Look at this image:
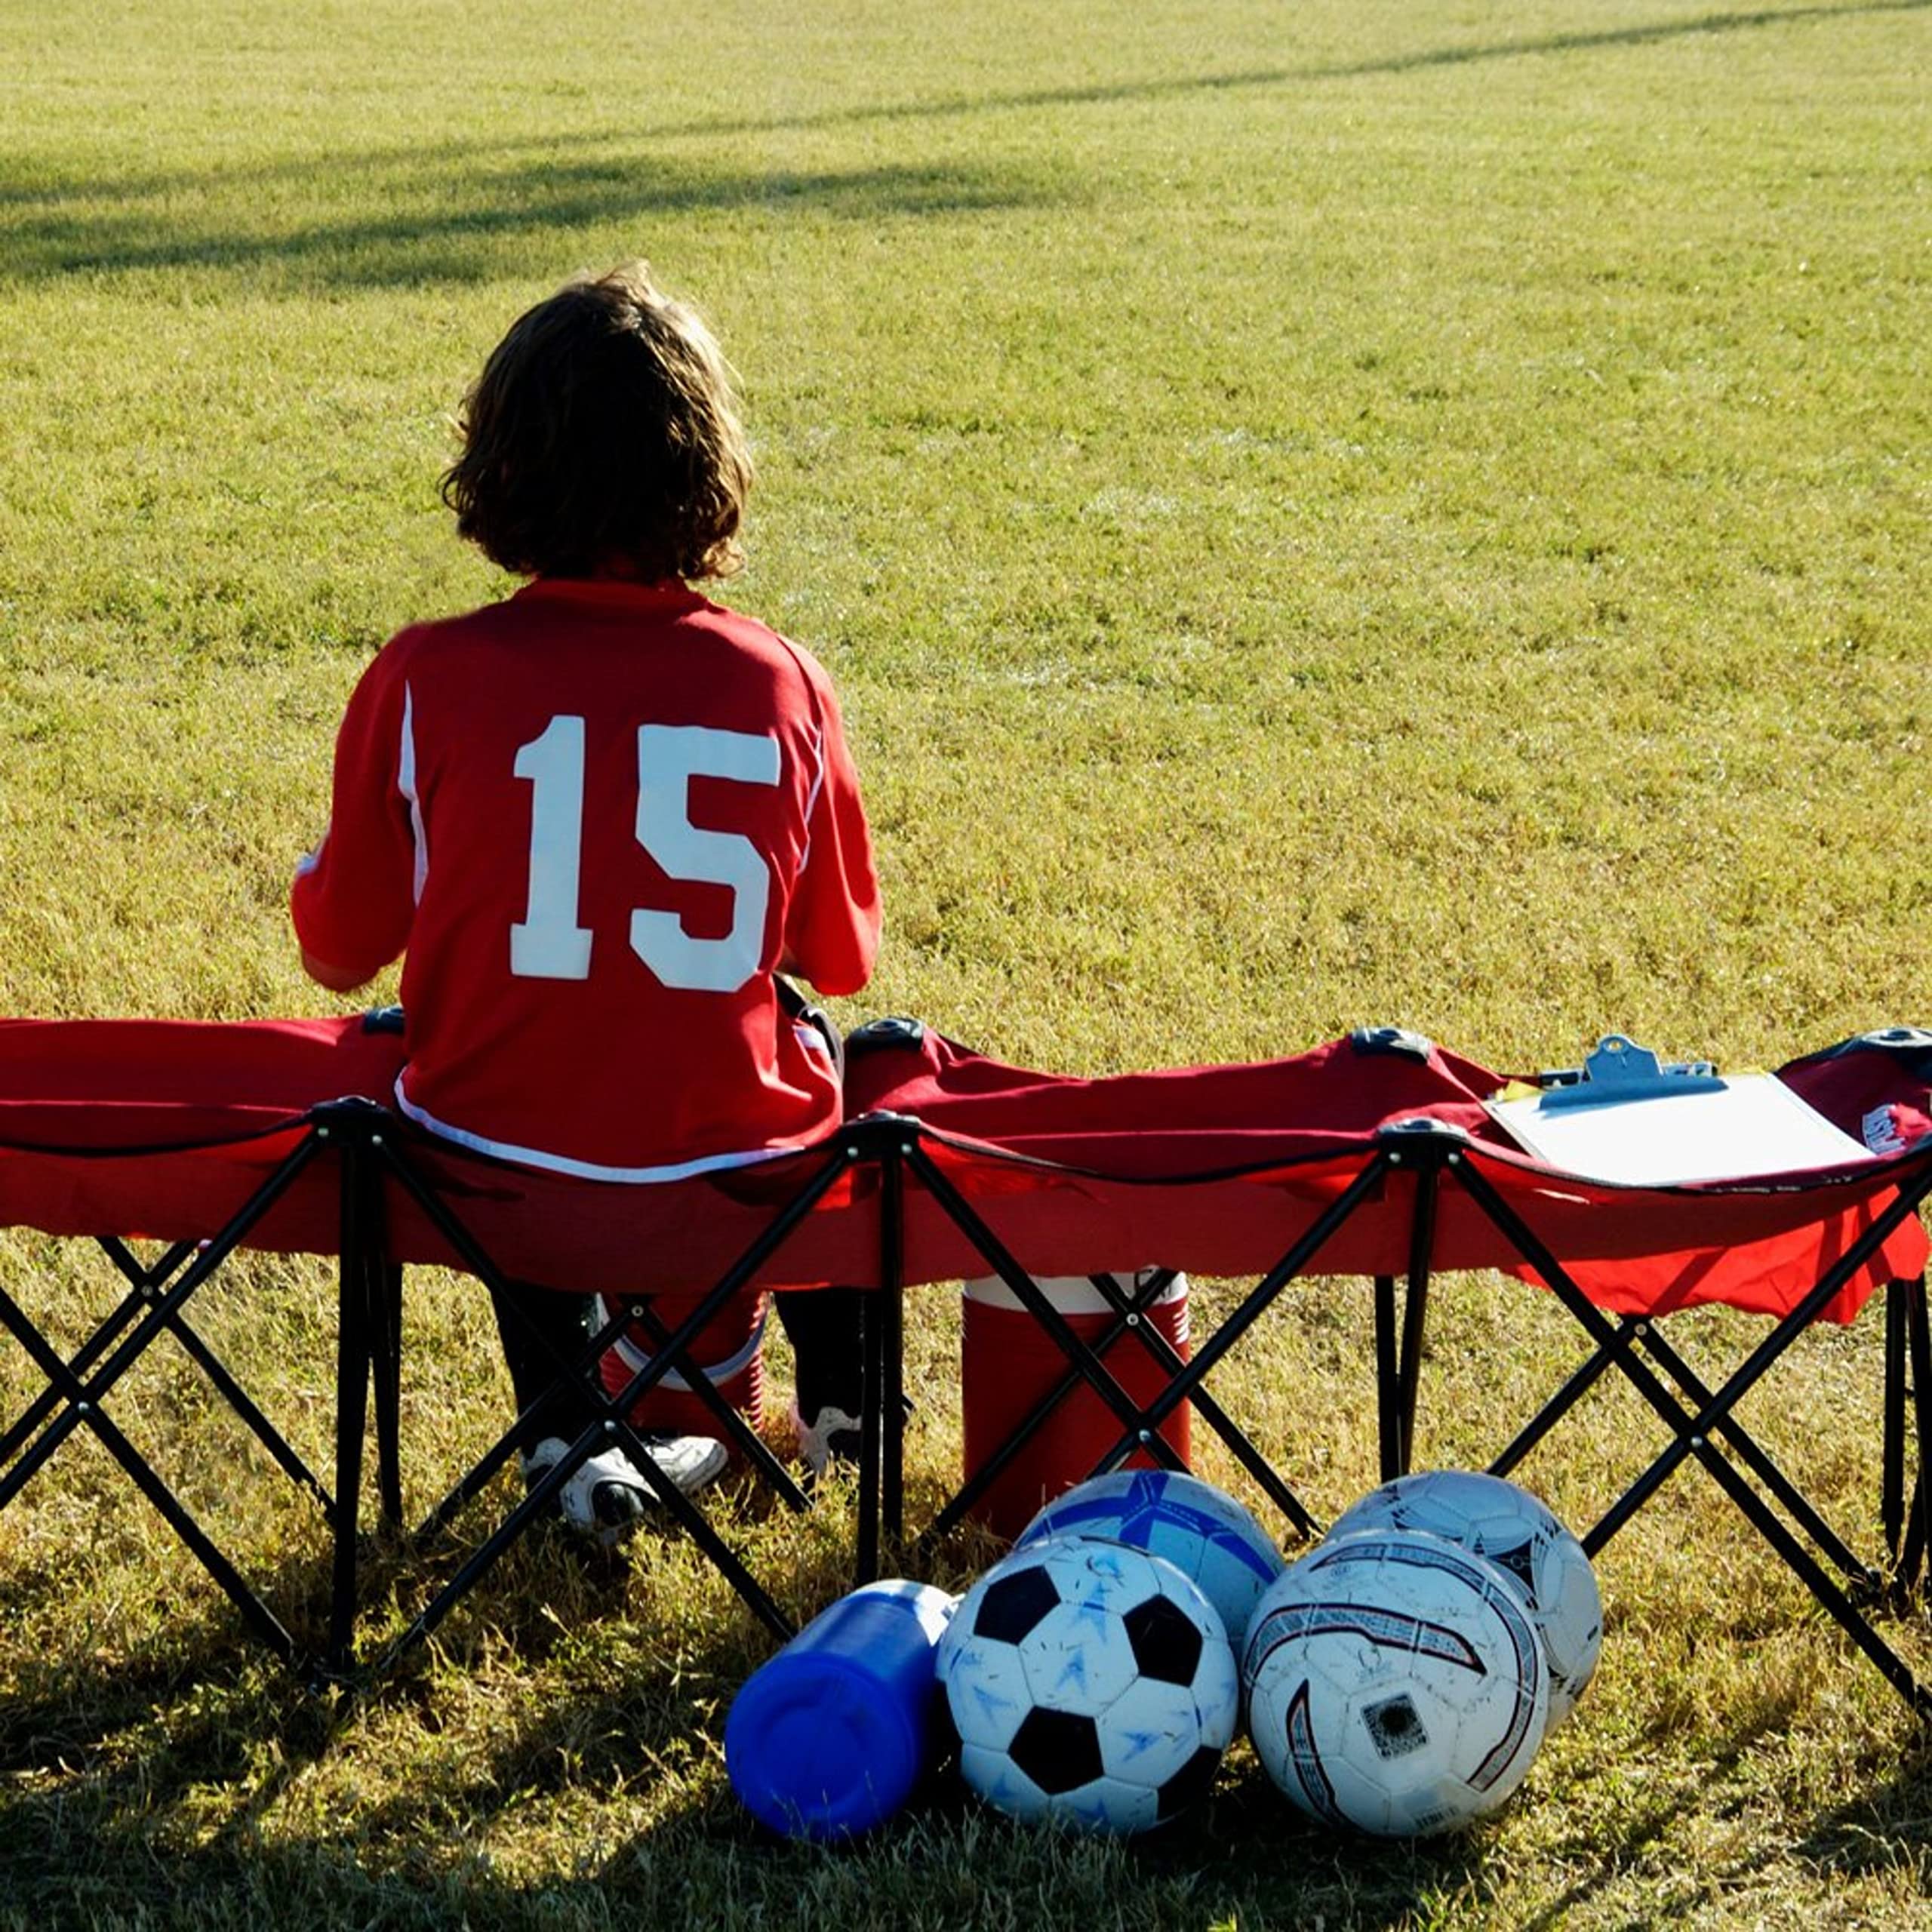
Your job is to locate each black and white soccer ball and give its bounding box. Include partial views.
[1327,1470,1602,1725]
[1242,1527,1550,1838]
[1014,1468,1287,1647]
[937,1535,1240,1834]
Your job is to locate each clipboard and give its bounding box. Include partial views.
[1484,1035,1875,1186]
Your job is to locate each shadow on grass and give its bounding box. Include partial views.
[0,1648,1504,1932]
[1,2,1918,294]
[0,1457,1511,1930]
[0,1537,349,1809]
[1510,1679,1865,1930]
[5,1510,1913,1931]
[1793,1729,1932,1887]
[0,1451,759,1771]
[720,0,1929,134]
[0,1515,736,1919]
[5,0,1922,202]
[0,155,1064,291]
[1318,0,1928,82]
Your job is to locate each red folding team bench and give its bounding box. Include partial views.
[0,1011,891,1677]
[0,1014,411,1680]
[841,1020,1932,1715]
[2,1011,1930,1713]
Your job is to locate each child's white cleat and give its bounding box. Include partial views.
[791,1403,864,1479]
[522,1432,727,1540]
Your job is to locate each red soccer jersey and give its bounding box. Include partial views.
[291,578,880,1179]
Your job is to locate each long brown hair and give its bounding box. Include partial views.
[441,263,753,582]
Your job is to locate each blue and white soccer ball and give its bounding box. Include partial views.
[1014,1468,1287,1647]
[1327,1470,1602,1726]
[937,1535,1240,1834]
[1243,1528,1550,1838]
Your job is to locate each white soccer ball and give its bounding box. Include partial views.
[1014,1467,1287,1646]
[1327,1470,1601,1726]
[1243,1528,1550,1838]
[937,1535,1240,1834]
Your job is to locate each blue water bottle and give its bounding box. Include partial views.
[724,1578,956,1841]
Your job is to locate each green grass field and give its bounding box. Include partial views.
[2,1,1930,1924]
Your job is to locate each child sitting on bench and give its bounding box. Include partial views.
[291,263,881,1534]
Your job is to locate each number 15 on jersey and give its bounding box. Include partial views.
[509,715,780,995]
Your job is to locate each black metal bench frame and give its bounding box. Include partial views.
[915,1115,1932,1716]
[5,1101,1930,1715]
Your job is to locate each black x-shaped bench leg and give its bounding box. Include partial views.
[355,1132,874,1669]
[1488,1310,1884,1590]
[0,1134,334,1674]
[1371,1148,1444,1480]
[915,1267,1195,1555]
[1083,1266,1321,1540]
[1448,1147,1932,1717]
[906,1140,1380,1555]
[1877,1275,1932,1599]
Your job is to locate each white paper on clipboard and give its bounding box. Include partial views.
[1484,1073,1876,1186]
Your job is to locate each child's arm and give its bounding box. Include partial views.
[299,945,375,993]
[290,644,423,993]
[781,676,881,997]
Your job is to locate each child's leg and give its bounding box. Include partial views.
[770,982,869,1423]
[488,1278,597,1454]
[491,1278,727,1526]
[773,1287,868,1422]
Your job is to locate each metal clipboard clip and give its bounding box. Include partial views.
[1534,1033,1723,1110]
